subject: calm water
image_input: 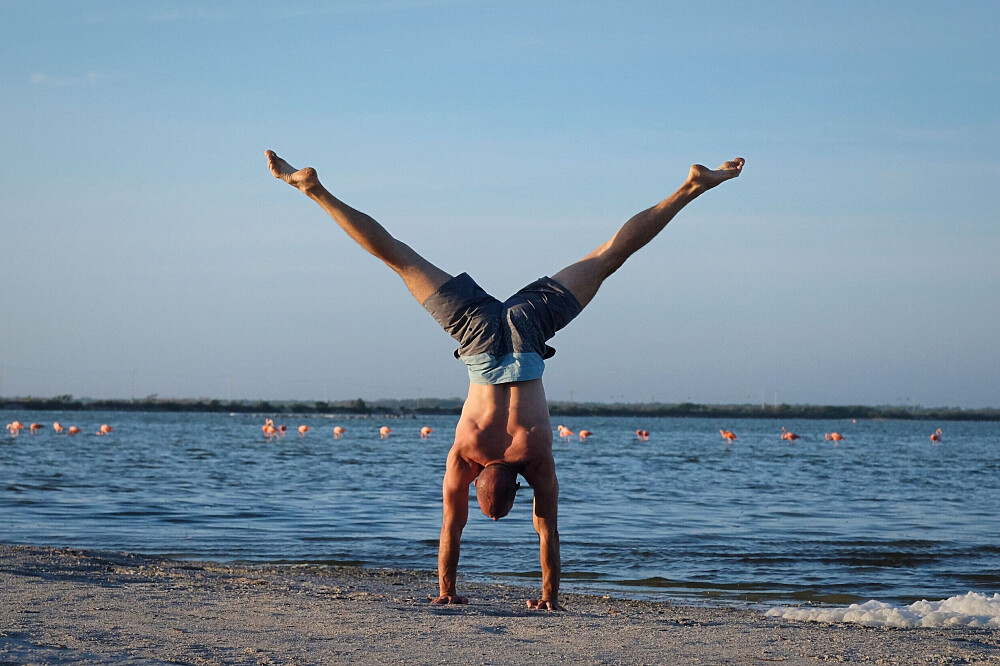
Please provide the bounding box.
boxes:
[2,410,998,606]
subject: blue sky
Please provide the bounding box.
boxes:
[2,0,998,407]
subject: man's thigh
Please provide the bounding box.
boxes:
[392,241,453,304]
[550,255,608,310]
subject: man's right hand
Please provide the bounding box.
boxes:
[430,594,469,605]
[526,598,564,611]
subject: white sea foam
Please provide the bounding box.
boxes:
[766,592,1000,629]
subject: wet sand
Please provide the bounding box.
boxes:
[2,545,997,664]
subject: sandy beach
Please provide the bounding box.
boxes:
[0,545,996,664]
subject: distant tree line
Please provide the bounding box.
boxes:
[1,394,998,421]
[547,401,1000,421]
[0,395,464,416]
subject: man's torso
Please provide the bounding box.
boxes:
[451,380,555,484]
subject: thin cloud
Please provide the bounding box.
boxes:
[279,0,496,19]
[29,71,110,87]
[87,1,490,25]
[149,8,235,23]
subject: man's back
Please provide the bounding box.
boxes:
[452,380,555,475]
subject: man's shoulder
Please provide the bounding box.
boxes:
[520,451,557,489]
[446,444,482,474]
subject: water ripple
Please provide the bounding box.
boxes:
[2,411,998,604]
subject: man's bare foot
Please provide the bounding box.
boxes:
[265,150,321,192]
[687,157,745,192]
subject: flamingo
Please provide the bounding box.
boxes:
[30,423,45,434]
[380,426,392,439]
[780,427,799,442]
[67,426,80,436]
[97,424,113,436]
[53,422,64,434]
[298,425,310,437]
[720,429,737,442]
[557,425,574,441]
[930,428,942,443]
[263,423,278,441]
[278,424,287,438]
[262,419,274,435]
[636,429,650,442]
[578,429,592,442]
[420,426,434,438]
[825,432,844,446]
[6,421,24,437]
[333,426,345,439]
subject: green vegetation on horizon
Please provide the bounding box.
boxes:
[2,395,998,421]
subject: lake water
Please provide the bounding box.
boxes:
[2,410,998,606]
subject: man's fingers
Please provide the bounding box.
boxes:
[430,594,468,604]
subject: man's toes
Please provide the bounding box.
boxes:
[719,158,743,172]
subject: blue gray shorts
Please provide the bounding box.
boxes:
[421,273,583,385]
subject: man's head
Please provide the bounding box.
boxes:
[475,462,520,520]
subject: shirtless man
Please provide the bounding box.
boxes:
[266,150,744,610]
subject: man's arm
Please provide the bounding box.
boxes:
[525,462,562,610]
[431,449,476,604]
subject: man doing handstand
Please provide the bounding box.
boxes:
[266,150,744,609]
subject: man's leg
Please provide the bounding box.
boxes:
[266,151,452,304]
[552,158,745,309]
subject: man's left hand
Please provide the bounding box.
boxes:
[430,594,469,605]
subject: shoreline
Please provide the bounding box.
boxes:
[2,545,998,664]
[4,400,999,421]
